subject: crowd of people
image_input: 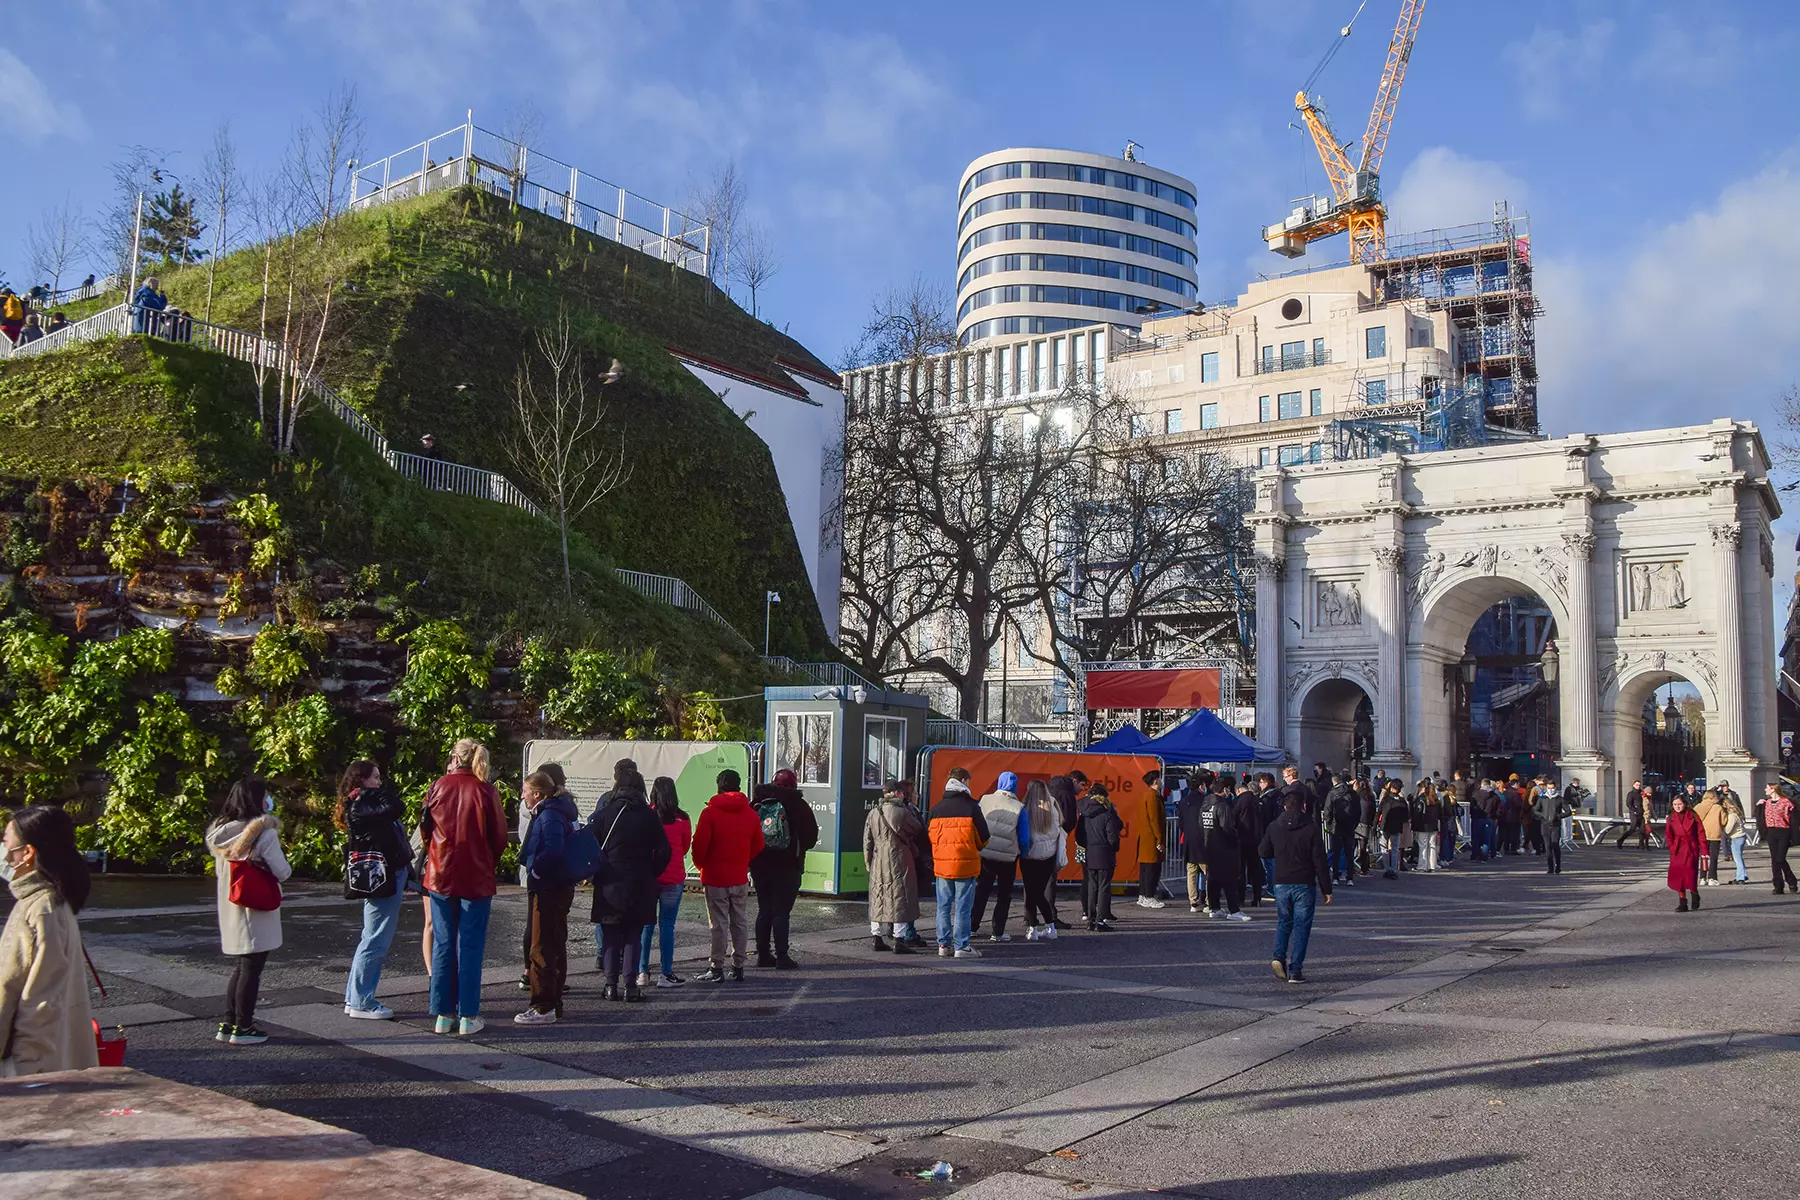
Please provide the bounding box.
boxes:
[3,747,1798,1069]
[0,286,71,347]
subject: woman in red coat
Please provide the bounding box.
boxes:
[1665,794,1706,912]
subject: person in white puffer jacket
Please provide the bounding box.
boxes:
[972,772,1031,943]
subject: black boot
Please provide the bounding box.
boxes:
[892,939,917,955]
[872,935,892,952]
[624,982,645,1003]
[755,950,778,968]
[603,978,622,1001]
[1676,895,1688,912]
[1689,889,1700,911]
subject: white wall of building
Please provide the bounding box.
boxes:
[676,359,844,642]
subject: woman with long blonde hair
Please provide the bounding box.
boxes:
[420,738,507,1035]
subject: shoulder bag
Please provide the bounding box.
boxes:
[227,857,282,911]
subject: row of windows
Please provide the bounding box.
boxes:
[959,221,1197,268]
[958,283,1176,322]
[959,191,1196,239]
[960,160,1197,210]
[1256,390,1326,422]
[958,253,1198,299]
[1262,444,1323,467]
[957,315,1098,345]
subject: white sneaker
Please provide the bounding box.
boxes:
[1208,909,1225,920]
[1041,924,1057,941]
[635,971,651,986]
[1138,896,1167,909]
[1226,911,1252,923]
[657,974,684,988]
[344,1004,393,1020]
[938,945,953,958]
[1025,926,1042,941]
[457,1016,486,1036]
[513,1008,557,1025]
[954,947,984,959]
[988,932,1013,943]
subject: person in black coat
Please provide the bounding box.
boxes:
[1049,771,1087,925]
[750,770,820,969]
[338,760,410,1017]
[1201,782,1246,919]
[1176,778,1211,913]
[1258,794,1334,983]
[587,768,672,1001]
[1235,779,1272,907]
[1074,786,1123,930]
[1325,774,1359,885]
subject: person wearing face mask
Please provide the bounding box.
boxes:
[206,777,293,1046]
[1,805,99,1075]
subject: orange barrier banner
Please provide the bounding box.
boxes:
[922,748,1165,882]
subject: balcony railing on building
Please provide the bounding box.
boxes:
[348,116,710,276]
[1254,348,1333,375]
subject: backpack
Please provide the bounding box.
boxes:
[560,817,601,884]
[756,798,791,851]
[2,295,21,321]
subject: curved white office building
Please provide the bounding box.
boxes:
[955,148,1201,347]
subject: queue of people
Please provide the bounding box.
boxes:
[0,286,70,347]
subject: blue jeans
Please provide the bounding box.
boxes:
[638,882,683,977]
[427,891,492,1019]
[934,877,977,951]
[1271,883,1318,974]
[1728,835,1748,882]
[345,867,407,1011]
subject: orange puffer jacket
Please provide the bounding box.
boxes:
[927,784,990,880]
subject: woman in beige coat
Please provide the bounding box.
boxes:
[0,805,98,1076]
[865,781,923,953]
[206,778,292,1046]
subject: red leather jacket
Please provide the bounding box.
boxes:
[422,767,507,898]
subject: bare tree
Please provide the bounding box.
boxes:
[198,122,244,322]
[505,308,633,594]
[97,145,165,284]
[1776,384,1800,469]
[687,161,746,291]
[251,157,343,454]
[496,102,546,207]
[731,221,781,318]
[285,84,365,240]
[831,282,1135,721]
[1054,441,1252,667]
[25,195,87,296]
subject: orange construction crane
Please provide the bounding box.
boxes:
[1264,0,1427,263]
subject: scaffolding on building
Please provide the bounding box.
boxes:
[1365,203,1540,434]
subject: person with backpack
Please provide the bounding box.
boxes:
[1176,773,1213,913]
[750,769,818,969]
[0,289,24,344]
[693,769,763,982]
[587,765,671,1001]
[206,777,291,1046]
[1,806,98,1075]
[1259,791,1333,984]
[1202,781,1249,920]
[1018,779,1065,939]
[865,781,924,953]
[1075,783,1124,931]
[516,770,581,1024]
[337,759,409,1020]
[973,771,1029,941]
[639,776,692,989]
[928,767,991,955]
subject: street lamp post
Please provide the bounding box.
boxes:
[764,590,780,656]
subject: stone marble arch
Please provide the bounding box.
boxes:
[1247,419,1780,815]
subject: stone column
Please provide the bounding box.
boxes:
[1560,532,1598,754]
[1255,550,1285,746]
[1372,546,1406,755]
[1712,522,1747,753]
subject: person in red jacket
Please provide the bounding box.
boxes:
[691,770,764,982]
[639,776,693,988]
[1761,782,1798,895]
[1665,793,1706,913]
[421,738,506,1036]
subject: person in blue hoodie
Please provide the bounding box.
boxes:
[131,276,168,335]
[515,770,579,1025]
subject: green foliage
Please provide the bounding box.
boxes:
[245,622,325,693]
[142,185,207,266]
[1,514,43,570]
[103,472,195,572]
[390,620,496,778]
[93,693,223,870]
[240,693,338,781]
[229,494,291,576]
[515,634,563,703]
[0,617,174,801]
[277,796,343,879]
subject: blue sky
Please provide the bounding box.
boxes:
[6,0,1800,612]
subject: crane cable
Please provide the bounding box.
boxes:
[1301,0,1369,98]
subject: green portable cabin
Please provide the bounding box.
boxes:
[763,685,929,895]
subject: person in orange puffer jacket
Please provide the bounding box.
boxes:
[927,768,990,959]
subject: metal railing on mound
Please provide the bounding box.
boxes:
[348,116,711,276]
[614,570,747,642]
[758,658,882,693]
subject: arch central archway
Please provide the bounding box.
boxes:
[1298,677,1373,773]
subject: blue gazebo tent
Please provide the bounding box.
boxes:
[1133,709,1287,765]
[1085,724,1152,753]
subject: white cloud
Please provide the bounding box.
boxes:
[1632,15,1745,88]
[1535,155,1800,445]
[0,46,87,144]
[1503,20,1614,120]
[1387,147,1528,236]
